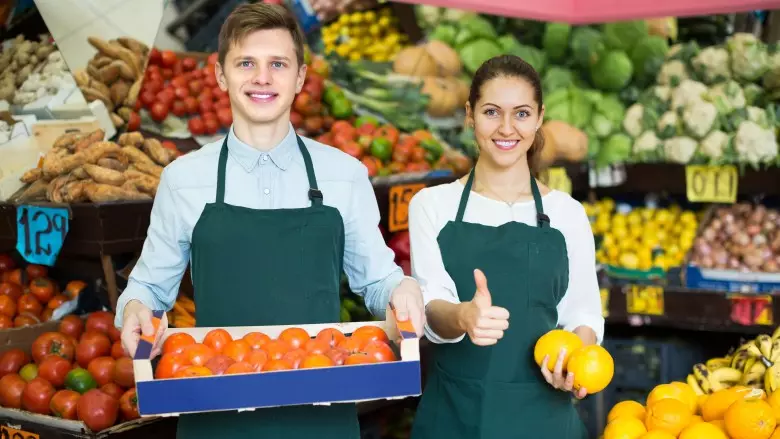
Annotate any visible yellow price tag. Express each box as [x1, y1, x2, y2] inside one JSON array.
[[685, 165, 738, 203], [0, 425, 39, 439], [625, 285, 664, 316], [600, 287, 610, 317], [545, 167, 571, 194], [388, 183, 426, 232]]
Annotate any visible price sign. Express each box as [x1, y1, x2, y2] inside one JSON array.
[[600, 287, 610, 317], [625, 285, 664, 316], [0, 426, 39, 439], [685, 165, 738, 203], [16, 205, 69, 266], [545, 167, 572, 194], [730, 295, 773, 326], [388, 183, 426, 232]]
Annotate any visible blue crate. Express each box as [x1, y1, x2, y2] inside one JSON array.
[[604, 337, 706, 390]]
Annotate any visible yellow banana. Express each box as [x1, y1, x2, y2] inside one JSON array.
[[731, 351, 751, 371], [709, 367, 743, 392], [757, 335, 774, 359], [746, 341, 764, 358], [693, 363, 713, 394], [772, 325, 780, 341], [770, 338, 780, 363], [687, 374, 705, 395], [765, 363, 780, 394], [707, 357, 733, 370], [742, 356, 758, 375]]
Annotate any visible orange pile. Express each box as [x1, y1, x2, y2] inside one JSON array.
[[155, 325, 398, 379]]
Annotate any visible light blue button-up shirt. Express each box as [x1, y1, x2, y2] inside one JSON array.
[[114, 123, 404, 328]]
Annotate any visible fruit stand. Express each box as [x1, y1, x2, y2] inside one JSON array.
[[0, 0, 780, 437]]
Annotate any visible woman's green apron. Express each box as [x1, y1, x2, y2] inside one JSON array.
[[176, 135, 359, 439], [411, 168, 588, 438]]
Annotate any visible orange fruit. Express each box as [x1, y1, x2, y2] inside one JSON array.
[[279, 327, 311, 350], [173, 366, 212, 378], [202, 328, 233, 354], [646, 382, 697, 415], [224, 362, 254, 375], [608, 401, 646, 423], [533, 329, 583, 372], [638, 431, 675, 439], [697, 394, 709, 414], [678, 421, 728, 439], [645, 398, 692, 436], [771, 427, 780, 439], [688, 414, 703, 425], [603, 416, 646, 439], [566, 345, 614, 393], [710, 419, 727, 432], [702, 387, 754, 421], [767, 391, 780, 422], [724, 396, 776, 439], [242, 332, 271, 350], [300, 353, 335, 369], [222, 340, 251, 363], [261, 340, 291, 361]]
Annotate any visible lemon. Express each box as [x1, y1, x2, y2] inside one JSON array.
[[612, 226, 628, 240], [378, 16, 392, 28], [348, 52, 362, 61], [349, 13, 363, 24], [339, 14, 351, 25], [335, 44, 350, 58], [368, 24, 381, 36], [619, 253, 640, 270], [363, 10, 377, 22]]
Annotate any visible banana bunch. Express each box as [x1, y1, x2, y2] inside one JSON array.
[[168, 295, 196, 328], [686, 327, 780, 396]]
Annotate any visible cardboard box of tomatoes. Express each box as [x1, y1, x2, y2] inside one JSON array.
[[132, 312, 421, 416]]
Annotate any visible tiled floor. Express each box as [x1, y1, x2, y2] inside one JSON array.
[[34, 0, 186, 74]]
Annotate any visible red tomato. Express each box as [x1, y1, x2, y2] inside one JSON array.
[[213, 99, 231, 110], [211, 87, 228, 100], [47, 294, 68, 310], [184, 96, 198, 114], [162, 333, 196, 356], [204, 72, 218, 88], [189, 80, 204, 96], [315, 328, 346, 348], [25, 264, 46, 280], [18, 294, 42, 316], [0, 281, 23, 301], [76, 332, 111, 368], [85, 311, 114, 336], [0, 349, 29, 377], [174, 87, 190, 100], [198, 88, 213, 103], [100, 383, 124, 400], [0, 373, 25, 408], [59, 316, 84, 342], [155, 353, 187, 379], [188, 117, 205, 135], [216, 108, 232, 128], [119, 388, 140, 421], [87, 357, 116, 387], [181, 57, 198, 71], [38, 355, 72, 387], [22, 377, 56, 414], [140, 91, 156, 108], [110, 342, 124, 360], [203, 329, 232, 354], [172, 62, 184, 77], [171, 100, 187, 117], [170, 76, 188, 89], [0, 315, 12, 329], [148, 48, 162, 66], [0, 295, 16, 318], [150, 102, 169, 123], [0, 253, 16, 272], [161, 50, 177, 67], [204, 118, 220, 135], [14, 313, 40, 327], [207, 53, 218, 66], [50, 389, 80, 419], [32, 332, 75, 363], [127, 111, 141, 131], [113, 357, 135, 388], [362, 340, 396, 363], [29, 278, 54, 303], [198, 99, 214, 115], [77, 389, 119, 432]]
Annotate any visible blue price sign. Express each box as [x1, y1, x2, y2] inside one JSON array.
[[16, 205, 69, 266]]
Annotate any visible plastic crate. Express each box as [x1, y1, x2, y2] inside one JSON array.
[[603, 336, 706, 390]]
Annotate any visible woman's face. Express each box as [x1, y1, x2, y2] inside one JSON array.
[[467, 75, 544, 169]]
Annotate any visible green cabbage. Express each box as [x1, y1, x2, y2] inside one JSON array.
[[542, 22, 571, 63], [590, 50, 634, 91], [602, 21, 649, 52]]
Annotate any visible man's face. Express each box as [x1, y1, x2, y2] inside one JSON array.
[[216, 28, 306, 125]]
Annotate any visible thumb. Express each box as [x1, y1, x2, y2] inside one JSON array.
[[138, 309, 155, 337], [472, 269, 491, 308]]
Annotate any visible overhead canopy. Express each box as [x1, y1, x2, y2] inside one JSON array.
[[391, 0, 780, 23]]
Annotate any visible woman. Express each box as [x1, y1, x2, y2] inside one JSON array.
[[408, 55, 604, 438]]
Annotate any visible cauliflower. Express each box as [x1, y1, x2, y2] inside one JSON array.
[[657, 111, 679, 138], [727, 33, 770, 83], [691, 46, 731, 84], [742, 83, 765, 106], [623, 103, 645, 137], [652, 85, 672, 103], [671, 79, 708, 110], [633, 130, 663, 155], [705, 81, 745, 117], [734, 120, 778, 165], [657, 60, 689, 86], [683, 101, 718, 139], [746, 106, 771, 128], [664, 136, 698, 164], [699, 130, 730, 159]]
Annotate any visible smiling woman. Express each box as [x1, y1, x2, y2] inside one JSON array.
[[407, 55, 603, 438]]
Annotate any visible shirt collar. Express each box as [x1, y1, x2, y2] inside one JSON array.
[[227, 123, 297, 172]]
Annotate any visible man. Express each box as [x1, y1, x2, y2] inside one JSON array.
[[115, 4, 425, 439]]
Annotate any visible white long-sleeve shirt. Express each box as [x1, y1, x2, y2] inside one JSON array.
[[408, 180, 605, 345]]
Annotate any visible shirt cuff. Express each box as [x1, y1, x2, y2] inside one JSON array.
[[114, 282, 162, 329], [562, 315, 605, 345]]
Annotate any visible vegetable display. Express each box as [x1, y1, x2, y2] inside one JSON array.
[[15, 130, 180, 203], [0, 34, 61, 105], [0, 311, 139, 432], [322, 8, 407, 62]]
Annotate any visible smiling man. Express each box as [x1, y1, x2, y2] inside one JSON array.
[[114, 4, 425, 439]]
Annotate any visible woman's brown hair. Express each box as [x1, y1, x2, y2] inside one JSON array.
[[468, 55, 547, 177]]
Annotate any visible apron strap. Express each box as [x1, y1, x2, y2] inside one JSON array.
[[530, 175, 549, 228], [454, 168, 476, 222], [216, 136, 229, 204], [295, 135, 322, 206]]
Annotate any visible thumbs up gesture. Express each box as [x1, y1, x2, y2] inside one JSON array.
[[462, 269, 510, 346]]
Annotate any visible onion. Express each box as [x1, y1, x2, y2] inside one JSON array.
[[729, 257, 741, 269], [694, 239, 712, 256], [734, 232, 751, 246], [747, 224, 761, 236], [764, 260, 780, 273], [713, 248, 729, 266], [710, 218, 723, 230], [703, 227, 717, 241], [723, 213, 735, 224], [753, 233, 768, 246], [725, 223, 738, 236], [700, 256, 714, 268]]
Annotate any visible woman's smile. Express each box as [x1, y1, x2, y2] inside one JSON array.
[[493, 139, 521, 150]]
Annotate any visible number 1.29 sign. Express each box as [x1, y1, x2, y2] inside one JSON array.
[[16, 205, 69, 266]]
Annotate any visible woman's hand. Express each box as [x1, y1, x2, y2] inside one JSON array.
[[540, 349, 588, 399], [457, 269, 510, 346]]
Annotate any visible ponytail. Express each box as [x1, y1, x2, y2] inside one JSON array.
[[527, 128, 547, 178]]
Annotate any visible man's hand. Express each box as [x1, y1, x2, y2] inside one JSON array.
[[540, 349, 588, 399], [389, 277, 425, 337], [458, 269, 510, 346], [121, 300, 168, 359]]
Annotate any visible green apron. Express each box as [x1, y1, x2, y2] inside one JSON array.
[[176, 135, 359, 439], [411, 168, 588, 439]]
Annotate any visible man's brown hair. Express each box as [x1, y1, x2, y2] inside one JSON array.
[[218, 3, 306, 67]]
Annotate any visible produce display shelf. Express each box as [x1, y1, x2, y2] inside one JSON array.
[[603, 285, 779, 335]]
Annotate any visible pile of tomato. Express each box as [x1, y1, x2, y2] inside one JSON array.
[[0, 254, 86, 328], [0, 311, 137, 432], [156, 325, 397, 379], [137, 49, 232, 136]]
